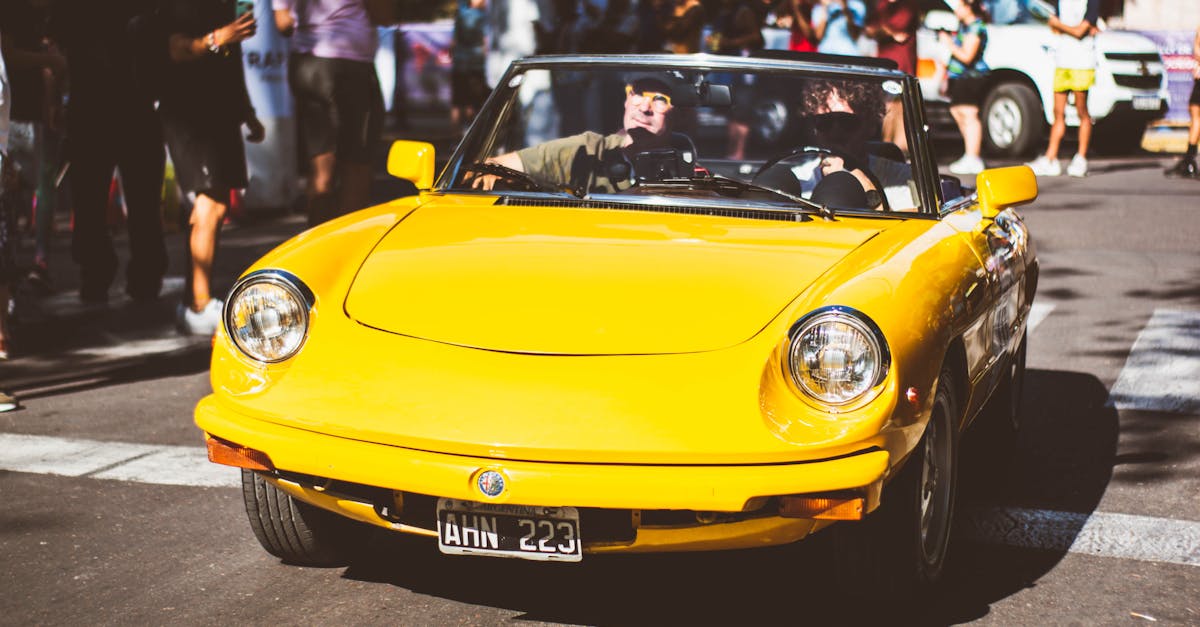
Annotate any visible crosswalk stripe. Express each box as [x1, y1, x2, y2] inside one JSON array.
[[966, 507, 1200, 568], [1028, 303, 1054, 333], [0, 433, 239, 488], [3, 432, 1199, 567], [1108, 309, 1200, 413]]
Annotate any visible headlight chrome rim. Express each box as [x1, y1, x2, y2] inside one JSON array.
[[785, 306, 890, 408], [223, 270, 314, 364]]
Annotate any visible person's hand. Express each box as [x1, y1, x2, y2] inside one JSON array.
[[215, 12, 257, 47], [937, 30, 952, 45], [245, 116, 265, 143], [820, 155, 846, 176]]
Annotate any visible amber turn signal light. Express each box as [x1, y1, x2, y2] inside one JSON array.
[[778, 494, 865, 520], [206, 435, 275, 471]]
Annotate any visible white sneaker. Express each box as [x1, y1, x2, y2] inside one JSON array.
[[177, 299, 224, 336], [1066, 154, 1088, 177], [0, 391, 17, 413], [948, 155, 985, 175], [1026, 155, 1062, 176]]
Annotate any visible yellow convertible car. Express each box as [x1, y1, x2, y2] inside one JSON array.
[[196, 53, 1037, 594]]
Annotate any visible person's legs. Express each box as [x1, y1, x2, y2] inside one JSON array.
[[32, 127, 61, 276], [188, 190, 227, 312], [119, 120, 168, 300], [331, 58, 383, 217], [307, 151, 337, 226], [1189, 103, 1200, 147], [1045, 90, 1068, 161], [1074, 89, 1092, 157], [68, 143, 120, 302]]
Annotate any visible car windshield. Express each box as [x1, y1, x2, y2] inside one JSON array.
[[442, 58, 926, 215]]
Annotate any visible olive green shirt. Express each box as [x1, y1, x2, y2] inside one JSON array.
[[516, 131, 630, 194]]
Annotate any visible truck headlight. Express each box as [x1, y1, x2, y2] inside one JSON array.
[[224, 270, 313, 363], [786, 307, 889, 406]]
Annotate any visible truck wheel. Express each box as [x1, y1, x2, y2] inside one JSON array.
[[242, 469, 366, 566], [833, 367, 959, 599], [982, 82, 1044, 158]]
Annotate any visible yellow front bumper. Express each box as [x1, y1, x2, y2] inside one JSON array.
[[197, 395, 889, 551]]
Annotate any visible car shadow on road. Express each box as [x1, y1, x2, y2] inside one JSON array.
[[335, 368, 1118, 625]]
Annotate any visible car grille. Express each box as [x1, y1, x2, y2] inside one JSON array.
[[1105, 52, 1161, 62], [1112, 74, 1162, 90], [273, 472, 783, 545]]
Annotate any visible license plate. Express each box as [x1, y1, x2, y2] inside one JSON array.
[[1132, 95, 1161, 111], [436, 498, 582, 562]]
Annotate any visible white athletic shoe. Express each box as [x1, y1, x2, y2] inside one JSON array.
[[177, 299, 224, 336], [1026, 155, 1062, 176], [1067, 154, 1088, 177], [948, 155, 985, 175]]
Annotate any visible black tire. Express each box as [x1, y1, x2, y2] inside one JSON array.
[[242, 469, 366, 566], [982, 82, 1044, 158], [833, 368, 959, 599]]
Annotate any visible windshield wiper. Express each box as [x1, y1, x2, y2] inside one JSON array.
[[642, 175, 835, 220]]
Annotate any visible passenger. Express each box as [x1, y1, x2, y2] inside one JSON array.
[[799, 77, 912, 200]]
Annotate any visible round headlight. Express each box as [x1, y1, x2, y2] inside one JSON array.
[[786, 308, 889, 406], [225, 271, 312, 363]]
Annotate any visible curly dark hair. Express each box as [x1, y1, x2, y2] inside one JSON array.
[[797, 78, 887, 123]]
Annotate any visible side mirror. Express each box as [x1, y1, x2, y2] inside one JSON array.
[[976, 165, 1038, 218], [387, 140, 435, 189]]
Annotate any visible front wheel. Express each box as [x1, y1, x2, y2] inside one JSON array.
[[833, 367, 959, 598], [982, 82, 1044, 158], [242, 469, 368, 566]]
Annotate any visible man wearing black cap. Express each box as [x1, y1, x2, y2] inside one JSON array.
[[472, 74, 679, 192]]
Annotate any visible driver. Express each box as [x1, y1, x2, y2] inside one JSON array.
[[799, 78, 913, 207], [470, 75, 681, 193]]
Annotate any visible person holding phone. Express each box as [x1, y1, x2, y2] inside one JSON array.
[[159, 0, 265, 335], [273, 0, 393, 226]]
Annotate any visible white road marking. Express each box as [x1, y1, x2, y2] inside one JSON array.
[[1027, 303, 1054, 333], [1108, 309, 1200, 413], [966, 507, 1200, 568], [0, 433, 239, 488], [3, 433, 1199, 567]]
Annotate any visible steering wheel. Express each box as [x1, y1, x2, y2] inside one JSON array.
[[461, 161, 571, 194], [751, 146, 889, 211]]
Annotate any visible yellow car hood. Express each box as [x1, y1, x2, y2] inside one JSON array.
[[345, 201, 884, 355]]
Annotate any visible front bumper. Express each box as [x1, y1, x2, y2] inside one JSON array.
[[197, 395, 889, 552]]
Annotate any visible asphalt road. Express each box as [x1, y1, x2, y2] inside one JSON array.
[[1, 152, 1198, 625]]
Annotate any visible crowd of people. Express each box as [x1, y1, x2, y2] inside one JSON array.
[[0, 0, 397, 412], [1, 0, 1198, 414]]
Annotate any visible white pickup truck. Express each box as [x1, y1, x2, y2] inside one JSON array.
[[917, 10, 1169, 156]]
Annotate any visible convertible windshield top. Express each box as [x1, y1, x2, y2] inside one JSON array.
[[444, 55, 931, 215]]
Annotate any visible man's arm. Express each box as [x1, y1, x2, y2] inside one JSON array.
[[167, 12, 257, 62], [1049, 0, 1100, 40]]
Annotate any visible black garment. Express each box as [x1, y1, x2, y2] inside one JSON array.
[[158, 0, 253, 195], [69, 111, 167, 301], [157, 0, 254, 123], [51, 0, 168, 300], [0, 0, 51, 122]]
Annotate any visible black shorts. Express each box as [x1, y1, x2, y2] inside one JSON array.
[[451, 68, 488, 109], [948, 75, 988, 107], [1190, 78, 1200, 107], [160, 109, 247, 198], [289, 53, 384, 164]]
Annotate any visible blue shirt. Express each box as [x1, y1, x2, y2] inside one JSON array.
[[813, 0, 866, 56], [947, 19, 989, 78]]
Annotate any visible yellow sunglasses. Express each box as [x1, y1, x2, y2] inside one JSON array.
[[625, 85, 673, 112]]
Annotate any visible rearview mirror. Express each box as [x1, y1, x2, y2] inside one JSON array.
[[698, 82, 732, 107]]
